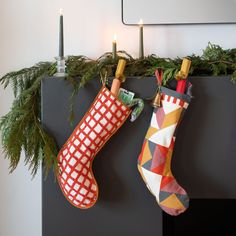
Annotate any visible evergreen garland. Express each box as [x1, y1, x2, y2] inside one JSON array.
[[0, 43, 236, 177]]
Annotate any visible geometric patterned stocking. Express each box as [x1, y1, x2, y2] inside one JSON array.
[[57, 86, 130, 209], [138, 87, 191, 216]]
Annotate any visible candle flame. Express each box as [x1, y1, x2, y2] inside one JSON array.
[[113, 34, 117, 42], [59, 8, 63, 15], [139, 19, 143, 26]]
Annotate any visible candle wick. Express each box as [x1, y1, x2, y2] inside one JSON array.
[[139, 19, 143, 26]]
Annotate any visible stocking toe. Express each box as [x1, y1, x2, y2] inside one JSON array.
[[158, 188, 189, 216], [58, 167, 99, 209]]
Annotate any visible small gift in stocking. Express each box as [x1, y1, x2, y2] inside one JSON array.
[[57, 86, 132, 209], [138, 86, 191, 216]]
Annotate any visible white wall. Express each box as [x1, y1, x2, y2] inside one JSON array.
[[0, 1, 236, 236]]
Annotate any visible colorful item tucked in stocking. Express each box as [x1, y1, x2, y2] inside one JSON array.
[[57, 86, 131, 209], [138, 86, 191, 216]]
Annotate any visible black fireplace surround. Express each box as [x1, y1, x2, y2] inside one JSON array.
[[42, 76, 236, 236]]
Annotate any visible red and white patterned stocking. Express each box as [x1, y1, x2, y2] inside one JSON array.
[[57, 86, 130, 209], [138, 87, 191, 216]]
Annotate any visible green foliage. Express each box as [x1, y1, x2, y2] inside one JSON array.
[[0, 63, 58, 177], [0, 43, 236, 177], [0, 62, 56, 97], [201, 42, 236, 82]]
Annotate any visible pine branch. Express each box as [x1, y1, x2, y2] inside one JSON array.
[[0, 43, 236, 178], [0, 66, 58, 177], [0, 62, 55, 97]]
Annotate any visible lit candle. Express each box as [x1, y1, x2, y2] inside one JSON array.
[[59, 8, 64, 58], [112, 34, 117, 60], [139, 19, 144, 59]]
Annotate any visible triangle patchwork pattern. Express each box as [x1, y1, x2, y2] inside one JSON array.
[[175, 193, 189, 208], [162, 152, 172, 176], [137, 93, 190, 216], [145, 126, 158, 139], [148, 124, 176, 147], [140, 140, 153, 166], [155, 107, 165, 128], [161, 108, 182, 130], [159, 204, 186, 216], [160, 176, 174, 189], [158, 191, 173, 202], [142, 159, 152, 171], [140, 167, 162, 197], [148, 140, 157, 157], [151, 163, 165, 175], [159, 193, 185, 210], [150, 112, 160, 129], [138, 139, 147, 165], [157, 144, 169, 158], [151, 145, 166, 170], [161, 179, 187, 195]]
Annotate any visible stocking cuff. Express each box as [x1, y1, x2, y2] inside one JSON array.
[[160, 86, 191, 104]]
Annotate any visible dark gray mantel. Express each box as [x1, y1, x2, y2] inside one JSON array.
[[174, 76, 236, 199], [42, 76, 236, 236]]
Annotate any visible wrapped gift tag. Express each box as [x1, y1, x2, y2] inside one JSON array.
[[118, 88, 135, 105]]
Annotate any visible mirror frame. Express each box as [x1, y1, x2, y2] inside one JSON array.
[[121, 0, 236, 25]]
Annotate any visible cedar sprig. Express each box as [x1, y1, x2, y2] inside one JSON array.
[[0, 64, 58, 177], [0, 43, 236, 177]]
